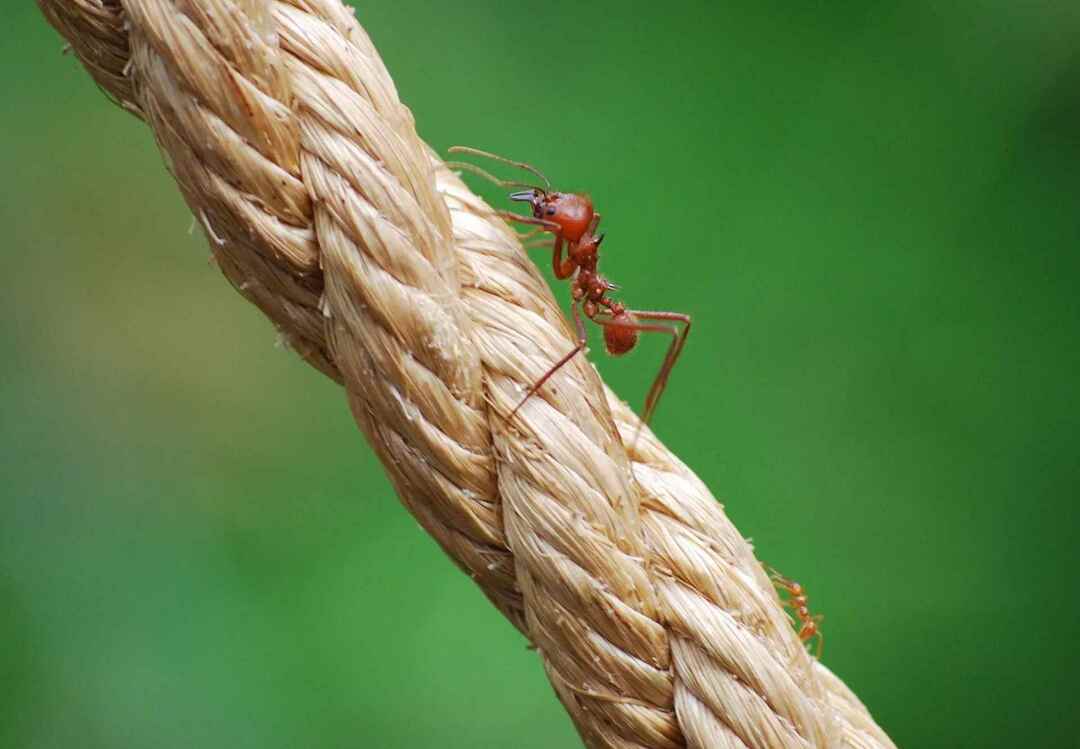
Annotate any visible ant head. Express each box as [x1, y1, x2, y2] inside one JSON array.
[[511, 190, 594, 243]]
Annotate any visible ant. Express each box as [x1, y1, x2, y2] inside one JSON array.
[[767, 565, 825, 659], [447, 146, 691, 426]]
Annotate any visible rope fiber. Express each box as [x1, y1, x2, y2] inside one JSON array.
[[36, 2, 897, 747]]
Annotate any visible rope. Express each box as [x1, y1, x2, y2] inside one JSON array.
[[36, 2, 896, 747]]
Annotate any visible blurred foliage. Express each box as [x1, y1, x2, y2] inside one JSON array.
[[3, 1, 1079, 747]]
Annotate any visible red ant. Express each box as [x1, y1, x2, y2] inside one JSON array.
[[767, 566, 825, 659], [447, 146, 691, 426]]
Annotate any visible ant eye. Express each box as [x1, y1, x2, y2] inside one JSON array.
[[546, 207, 556, 216]]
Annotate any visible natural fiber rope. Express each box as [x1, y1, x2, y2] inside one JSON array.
[[36, 2, 896, 748]]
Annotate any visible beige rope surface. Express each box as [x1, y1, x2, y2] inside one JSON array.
[[36, 2, 896, 747]]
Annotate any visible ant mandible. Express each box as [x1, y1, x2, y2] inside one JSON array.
[[447, 146, 691, 426], [767, 565, 825, 659]]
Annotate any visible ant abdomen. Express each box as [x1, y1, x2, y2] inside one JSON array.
[[604, 311, 639, 356]]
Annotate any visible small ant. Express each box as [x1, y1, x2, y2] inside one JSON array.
[[447, 146, 691, 426], [767, 566, 825, 659]]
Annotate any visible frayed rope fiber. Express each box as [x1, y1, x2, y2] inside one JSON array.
[[37, 1, 896, 747]]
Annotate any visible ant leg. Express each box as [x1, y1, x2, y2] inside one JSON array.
[[500, 216, 571, 276], [769, 571, 810, 618], [598, 309, 692, 426], [627, 310, 692, 426], [448, 146, 552, 191], [551, 237, 579, 280], [495, 210, 561, 234], [587, 212, 602, 235], [522, 236, 556, 250], [767, 567, 798, 593], [516, 234, 572, 274], [508, 302, 588, 421], [445, 160, 546, 193], [592, 314, 681, 441]]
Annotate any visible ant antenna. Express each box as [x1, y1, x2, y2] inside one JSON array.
[[448, 146, 552, 191], [444, 160, 547, 194]]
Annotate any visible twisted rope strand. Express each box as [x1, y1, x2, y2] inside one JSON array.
[[36, 2, 896, 747]]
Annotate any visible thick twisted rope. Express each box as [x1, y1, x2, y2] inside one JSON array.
[[37, 2, 896, 747]]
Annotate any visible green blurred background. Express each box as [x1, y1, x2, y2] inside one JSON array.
[[3, 1, 1078, 746]]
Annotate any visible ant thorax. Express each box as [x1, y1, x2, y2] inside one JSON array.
[[572, 268, 610, 305], [571, 236, 601, 268]]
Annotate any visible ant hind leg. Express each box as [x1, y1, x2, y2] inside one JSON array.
[[508, 302, 588, 421], [626, 310, 692, 427], [597, 309, 692, 432]]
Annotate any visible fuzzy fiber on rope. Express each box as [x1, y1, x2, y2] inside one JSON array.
[[37, 2, 896, 747]]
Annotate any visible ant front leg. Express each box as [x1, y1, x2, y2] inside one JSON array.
[[599, 309, 692, 427], [519, 235, 575, 277], [496, 210, 561, 235], [549, 236, 578, 279], [766, 565, 796, 592], [517, 226, 548, 242], [522, 236, 555, 250], [508, 302, 588, 421]]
